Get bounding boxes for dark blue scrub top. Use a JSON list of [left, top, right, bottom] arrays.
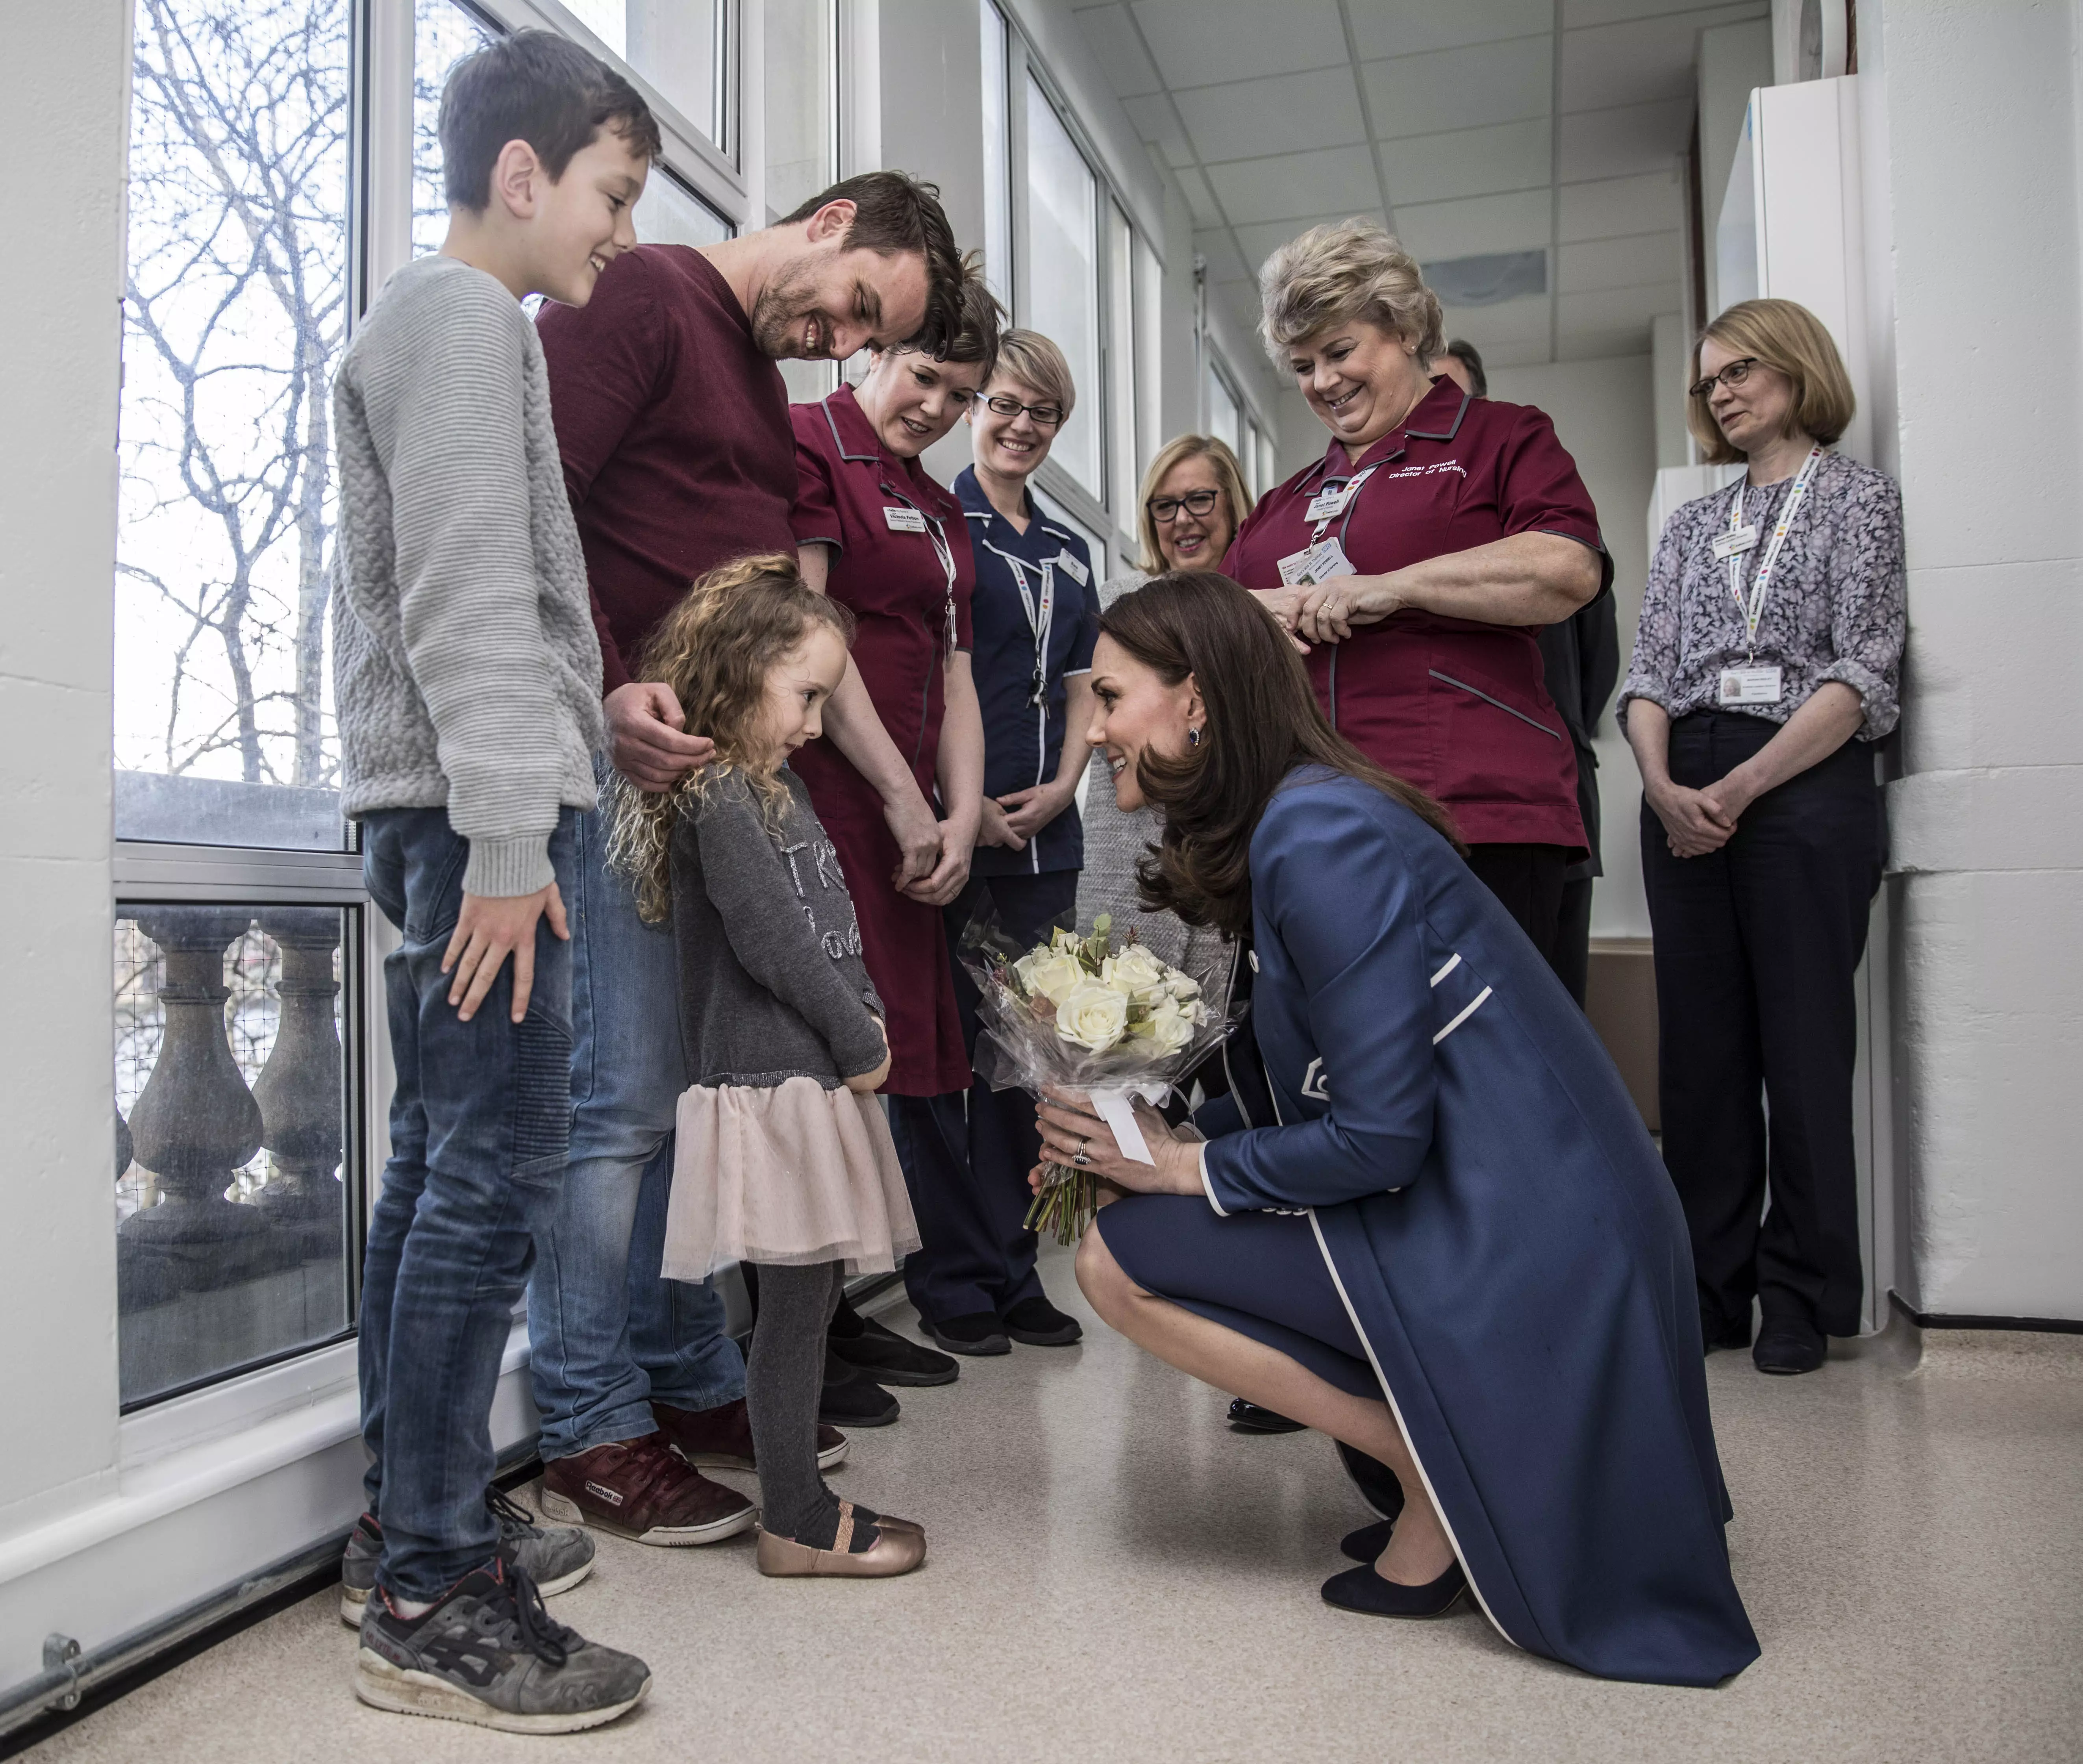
[[955, 466, 1103, 877]]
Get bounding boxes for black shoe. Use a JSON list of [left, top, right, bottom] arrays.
[[1701, 1307, 1753, 1353], [1335, 1441, 1407, 1524], [1002, 1295, 1082, 1347], [1341, 1518, 1395, 1563], [922, 1311, 1012, 1356], [818, 1350, 901, 1426], [1753, 1314, 1826, 1375], [1227, 1398, 1305, 1434], [1321, 1559, 1467, 1619], [829, 1312, 961, 1386]]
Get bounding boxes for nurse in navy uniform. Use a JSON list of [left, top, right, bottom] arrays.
[[1037, 573, 1759, 1688]]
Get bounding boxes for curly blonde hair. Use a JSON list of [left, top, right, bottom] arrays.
[[1257, 218, 1444, 365], [607, 553, 855, 923]]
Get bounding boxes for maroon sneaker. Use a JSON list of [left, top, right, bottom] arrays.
[[537, 1434, 755, 1545], [655, 1397, 848, 1473]]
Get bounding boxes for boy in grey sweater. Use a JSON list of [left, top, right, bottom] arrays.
[[330, 30, 661, 1736]]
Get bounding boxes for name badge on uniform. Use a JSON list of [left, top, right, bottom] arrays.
[[1053, 549, 1089, 587], [882, 505, 927, 533], [1712, 526, 1761, 561], [1304, 485, 1348, 524], [1718, 665, 1783, 705], [1276, 537, 1353, 587]]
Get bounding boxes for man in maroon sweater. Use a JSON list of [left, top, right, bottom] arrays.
[[529, 174, 970, 1545]]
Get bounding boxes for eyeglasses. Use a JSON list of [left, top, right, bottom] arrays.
[[983, 393, 1065, 428], [1146, 488, 1222, 523], [1689, 356, 1760, 400]]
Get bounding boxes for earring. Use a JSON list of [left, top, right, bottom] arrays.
[[1187, 726, 1202, 748]]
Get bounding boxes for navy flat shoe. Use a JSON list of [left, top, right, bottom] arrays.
[[1227, 1399, 1305, 1433], [1341, 1518, 1395, 1563], [1321, 1559, 1467, 1619]]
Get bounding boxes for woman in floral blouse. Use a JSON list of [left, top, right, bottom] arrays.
[[1619, 298, 1905, 1379]]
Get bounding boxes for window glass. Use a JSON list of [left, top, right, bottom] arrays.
[[414, 0, 494, 258], [1035, 493, 1107, 582], [116, 908, 353, 1406], [1258, 428, 1279, 501], [1023, 78, 1100, 494], [765, 0, 834, 220], [637, 165, 731, 248], [1107, 202, 1138, 528], [979, 2, 1011, 304], [563, 0, 722, 147], [1205, 359, 1241, 459], [116, 0, 354, 852]]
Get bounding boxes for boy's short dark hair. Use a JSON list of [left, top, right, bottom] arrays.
[[440, 29, 662, 211], [780, 172, 964, 357]]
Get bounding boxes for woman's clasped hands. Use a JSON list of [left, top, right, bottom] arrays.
[[1254, 572, 1403, 652], [1030, 1085, 1204, 1202]]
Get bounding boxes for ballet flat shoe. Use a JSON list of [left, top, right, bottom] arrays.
[[755, 1503, 926, 1579]]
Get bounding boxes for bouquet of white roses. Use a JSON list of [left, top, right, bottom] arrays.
[[959, 911, 1235, 1245]]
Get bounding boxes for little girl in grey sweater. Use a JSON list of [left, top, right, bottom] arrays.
[[613, 554, 924, 1580]]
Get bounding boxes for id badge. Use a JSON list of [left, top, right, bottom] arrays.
[[1277, 545, 1316, 586], [883, 505, 927, 533], [1712, 526, 1760, 561], [1304, 485, 1348, 524], [1054, 549, 1089, 587], [1305, 538, 1353, 584], [1718, 665, 1783, 705]]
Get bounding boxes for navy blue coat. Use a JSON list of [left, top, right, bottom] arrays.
[[1200, 767, 1759, 1687]]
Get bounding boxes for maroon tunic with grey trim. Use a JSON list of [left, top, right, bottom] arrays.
[[789, 384, 977, 1097], [1224, 375, 1608, 852]]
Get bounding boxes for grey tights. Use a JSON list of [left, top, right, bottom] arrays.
[[746, 1260, 870, 1549]]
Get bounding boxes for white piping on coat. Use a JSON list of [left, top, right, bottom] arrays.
[[1429, 953, 1461, 987], [1305, 1207, 1518, 1653], [1432, 986, 1491, 1044]]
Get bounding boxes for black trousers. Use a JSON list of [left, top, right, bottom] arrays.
[[886, 868, 1079, 1325], [1464, 842, 1569, 968], [1553, 875, 1594, 1008], [1641, 713, 1882, 1337]]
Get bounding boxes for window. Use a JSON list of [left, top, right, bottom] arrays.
[[1205, 357, 1241, 459], [1023, 76, 1100, 496], [1106, 201, 1138, 533], [1257, 427, 1279, 502], [116, 0, 354, 853], [562, 0, 727, 151], [764, 0, 835, 220], [979, 1, 1011, 304]]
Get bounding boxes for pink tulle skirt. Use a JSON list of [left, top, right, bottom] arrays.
[[663, 1077, 921, 1279]]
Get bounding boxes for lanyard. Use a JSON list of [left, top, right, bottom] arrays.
[[1306, 463, 1378, 544], [888, 484, 958, 658], [1724, 445, 1824, 659], [981, 537, 1054, 706]]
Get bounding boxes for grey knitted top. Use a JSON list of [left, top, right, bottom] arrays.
[[330, 255, 605, 898], [1073, 572, 1227, 978], [671, 768, 888, 1090]]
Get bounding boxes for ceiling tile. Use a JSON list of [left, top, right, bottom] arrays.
[[1233, 211, 1390, 276], [1557, 281, 1683, 332], [1129, 0, 1349, 89], [1361, 34, 1551, 140], [1121, 93, 1194, 167], [1176, 164, 1224, 229], [1348, 0, 1552, 59], [1177, 66, 1366, 163], [1557, 229, 1683, 292], [1381, 119, 1550, 206], [1205, 144, 1381, 226], [1558, 169, 1683, 241], [1389, 189, 1551, 259], [1557, 98, 1693, 182], [1195, 229, 1252, 284], [1563, 0, 1765, 25], [1439, 290, 1552, 350], [1072, 4, 1165, 99], [1560, 4, 1761, 113]]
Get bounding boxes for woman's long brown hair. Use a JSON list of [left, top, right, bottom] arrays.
[[1100, 571, 1460, 938]]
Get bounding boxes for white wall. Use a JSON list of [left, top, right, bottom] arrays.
[[1698, 18, 1774, 317], [1487, 356, 1658, 939], [1874, 0, 2083, 1321]]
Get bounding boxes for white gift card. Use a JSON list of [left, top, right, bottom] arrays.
[[1054, 550, 1089, 586], [1087, 1082, 1168, 1166], [883, 505, 927, 532]]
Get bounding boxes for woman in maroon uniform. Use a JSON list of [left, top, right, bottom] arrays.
[[1226, 219, 1609, 958]]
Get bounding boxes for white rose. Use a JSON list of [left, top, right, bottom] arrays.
[[1163, 970, 1202, 1003], [1015, 947, 1087, 1007], [1055, 980, 1131, 1054], [1131, 996, 1196, 1056], [1102, 945, 1168, 1002]]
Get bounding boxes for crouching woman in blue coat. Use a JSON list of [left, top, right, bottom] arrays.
[[1037, 572, 1759, 1688]]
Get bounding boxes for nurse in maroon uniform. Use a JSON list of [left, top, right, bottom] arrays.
[[791, 273, 1000, 1273], [1228, 220, 1609, 960]]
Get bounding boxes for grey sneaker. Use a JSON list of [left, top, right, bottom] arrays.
[[355, 1562, 649, 1733], [339, 1493, 596, 1627]]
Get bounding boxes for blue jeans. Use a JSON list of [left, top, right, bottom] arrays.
[[358, 807, 578, 1601], [526, 776, 743, 1462]]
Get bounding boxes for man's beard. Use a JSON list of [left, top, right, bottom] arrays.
[[750, 261, 829, 360]]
